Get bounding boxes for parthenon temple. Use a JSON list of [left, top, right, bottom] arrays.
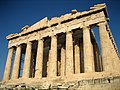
[[1, 3, 120, 90]]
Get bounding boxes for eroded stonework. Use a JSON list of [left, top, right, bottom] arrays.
[[1, 3, 120, 90]]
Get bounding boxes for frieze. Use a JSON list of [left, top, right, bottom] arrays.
[[8, 11, 106, 48], [8, 32, 39, 47]]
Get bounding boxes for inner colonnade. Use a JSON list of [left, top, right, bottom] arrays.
[[4, 23, 108, 80]]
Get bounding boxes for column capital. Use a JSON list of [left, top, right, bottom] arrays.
[[66, 26, 73, 33], [97, 21, 107, 27], [51, 34, 57, 38], [82, 25, 90, 30], [16, 44, 21, 48], [66, 31, 73, 34], [8, 46, 14, 49], [38, 38, 44, 42], [27, 41, 32, 45]]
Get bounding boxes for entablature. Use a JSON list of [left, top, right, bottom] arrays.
[[6, 3, 108, 40], [8, 11, 106, 48]]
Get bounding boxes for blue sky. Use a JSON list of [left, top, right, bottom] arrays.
[[0, 0, 120, 80]]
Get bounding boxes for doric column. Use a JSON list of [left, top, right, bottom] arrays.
[[79, 39, 84, 73], [3, 47, 14, 81], [48, 35, 57, 78], [98, 51, 103, 71], [11, 45, 22, 79], [98, 22, 115, 72], [74, 40, 80, 74], [35, 39, 44, 79], [83, 26, 94, 72], [61, 47, 66, 77], [47, 49, 51, 77], [93, 41, 100, 72], [66, 31, 74, 75], [22, 42, 32, 78]]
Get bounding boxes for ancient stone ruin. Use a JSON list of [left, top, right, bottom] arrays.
[[1, 3, 120, 90]]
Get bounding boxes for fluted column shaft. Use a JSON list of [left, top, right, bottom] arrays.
[[74, 40, 80, 74], [61, 47, 66, 77], [35, 39, 44, 79], [48, 35, 57, 78], [66, 31, 74, 75], [47, 49, 51, 76], [11, 45, 22, 79], [23, 42, 32, 78], [3, 47, 14, 81], [98, 22, 115, 72], [83, 26, 94, 72]]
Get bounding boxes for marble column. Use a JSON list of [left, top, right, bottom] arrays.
[[79, 39, 84, 73], [66, 31, 74, 75], [74, 40, 80, 74], [35, 39, 44, 79], [61, 47, 66, 77], [48, 35, 57, 78], [98, 22, 114, 72], [23, 42, 32, 78], [98, 52, 103, 71], [47, 49, 51, 77], [11, 45, 22, 79], [3, 47, 14, 81], [83, 26, 94, 72]]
